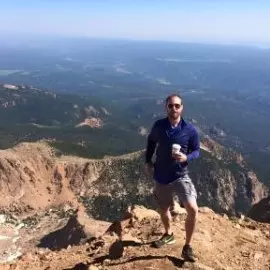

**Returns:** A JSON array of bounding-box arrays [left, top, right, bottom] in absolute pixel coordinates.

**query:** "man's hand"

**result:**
[[145, 162, 154, 176], [172, 152, 188, 163]]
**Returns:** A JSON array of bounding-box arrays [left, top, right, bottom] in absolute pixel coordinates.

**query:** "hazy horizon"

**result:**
[[1, 0, 270, 46]]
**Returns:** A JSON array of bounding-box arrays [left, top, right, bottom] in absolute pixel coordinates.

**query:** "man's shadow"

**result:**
[[64, 239, 185, 269], [92, 240, 185, 268], [66, 255, 184, 270]]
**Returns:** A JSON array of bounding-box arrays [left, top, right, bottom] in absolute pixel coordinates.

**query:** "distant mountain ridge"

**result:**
[[0, 83, 109, 126], [0, 140, 267, 220]]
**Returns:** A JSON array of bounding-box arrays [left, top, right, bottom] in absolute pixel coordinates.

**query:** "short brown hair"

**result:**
[[165, 94, 183, 104]]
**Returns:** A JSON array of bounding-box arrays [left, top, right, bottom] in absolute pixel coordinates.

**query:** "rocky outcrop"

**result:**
[[0, 143, 56, 211], [247, 196, 270, 223], [190, 138, 268, 214], [75, 117, 104, 128]]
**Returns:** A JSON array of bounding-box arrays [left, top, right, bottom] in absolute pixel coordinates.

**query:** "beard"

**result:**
[[168, 111, 181, 120]]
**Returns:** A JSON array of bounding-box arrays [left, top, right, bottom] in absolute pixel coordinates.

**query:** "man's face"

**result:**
[[166, 96, 183, 120]]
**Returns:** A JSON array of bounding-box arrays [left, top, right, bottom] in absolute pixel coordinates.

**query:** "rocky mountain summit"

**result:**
[[0, 205, 269, 270], [0, 139, 268, 268]]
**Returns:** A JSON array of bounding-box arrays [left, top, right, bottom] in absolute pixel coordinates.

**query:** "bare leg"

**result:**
[[184, 199, 198, 245], [160, 207, 172, 235]]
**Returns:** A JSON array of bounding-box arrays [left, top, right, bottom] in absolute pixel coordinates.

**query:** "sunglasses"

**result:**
[[167, 103, 181, 109]]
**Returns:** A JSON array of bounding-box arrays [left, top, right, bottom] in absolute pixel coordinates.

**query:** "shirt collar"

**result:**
[[167, 117, 185, 129]]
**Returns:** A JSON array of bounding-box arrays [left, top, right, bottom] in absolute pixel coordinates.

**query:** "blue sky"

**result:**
[[1, 0, 270, 45]]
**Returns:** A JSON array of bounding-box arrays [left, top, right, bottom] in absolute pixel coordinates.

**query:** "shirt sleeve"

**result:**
[[145, 122, 158, 163], [187, 128, 200, 162]]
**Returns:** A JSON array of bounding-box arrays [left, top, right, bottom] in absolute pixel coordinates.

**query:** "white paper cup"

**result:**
[[172, 144, 181, 154]]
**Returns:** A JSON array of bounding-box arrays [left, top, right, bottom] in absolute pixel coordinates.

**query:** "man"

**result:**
[[145, 94, 200, 262]]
